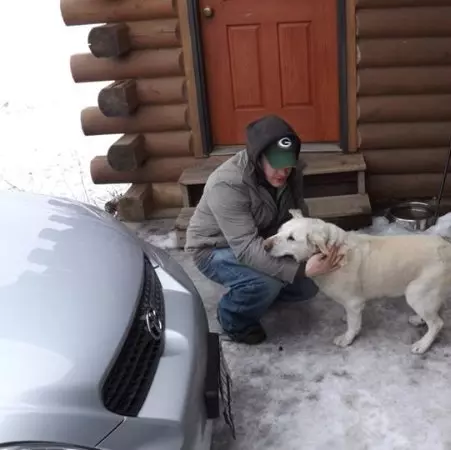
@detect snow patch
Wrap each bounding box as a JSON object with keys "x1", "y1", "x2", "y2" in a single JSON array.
[
  {"x1": 359, "y1": 213, "x2": 451, "y2": 238},
  {"x1": 145, "y1": 230, "x2": 179, "y2": 250}
]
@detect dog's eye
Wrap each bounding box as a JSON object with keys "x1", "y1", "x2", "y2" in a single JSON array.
[{"x1": 288, "y1": 235, "x2": 294, "y2": 241}]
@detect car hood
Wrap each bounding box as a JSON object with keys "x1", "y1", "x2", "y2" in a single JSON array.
[{"x1": 0, "y1": 191, "x2": 144, "y2": 417}]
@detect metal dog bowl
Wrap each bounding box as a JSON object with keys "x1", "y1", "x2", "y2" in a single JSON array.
[{"x1": 386, "y1": 201, "x2": 437, "y2": 232}]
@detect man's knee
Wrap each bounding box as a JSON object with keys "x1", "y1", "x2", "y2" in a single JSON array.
[{"x1": 231, "y1": 273, "x2": 283, "y2": 309}]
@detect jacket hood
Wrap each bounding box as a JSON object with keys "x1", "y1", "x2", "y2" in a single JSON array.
[{"x1": 245, "y1": 115, "x2": 302, "y2": 165}]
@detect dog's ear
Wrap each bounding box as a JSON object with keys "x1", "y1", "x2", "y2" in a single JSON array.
[
  {"x1": 307, "y1": 231, "x2": 329, "y2": 254},
  {"x1": 289, "y1": 208, "x2": 304, "y2": 219}
]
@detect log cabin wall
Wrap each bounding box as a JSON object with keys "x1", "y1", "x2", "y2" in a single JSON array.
[
  {"x1": 355, "y1": 0, "x2": 451, "y2": 206},
  {"x1": 60, "y1": 0, "x2": 216, "y2": 218}
]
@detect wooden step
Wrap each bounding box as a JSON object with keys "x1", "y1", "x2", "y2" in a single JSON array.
[
  {"x1": 307, "y1": 194, "x2": 371, "y2": 219},
  {"x1": 302, "y1": 153, "x2": 366, "y2": 176},
  {"x1": 178, "y1": 153, "x2": 366, "y2": 187},
  {"x1": 174, "y1": 193, "x2": 372, "y2": 248},
  {"x1": 178, "y1": 152, "x2": 367, "y2": 208}
]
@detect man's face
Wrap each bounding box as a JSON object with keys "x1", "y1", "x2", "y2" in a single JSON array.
[{"x1": 261, "y1": 155, "x2": 292, "y2": 188}]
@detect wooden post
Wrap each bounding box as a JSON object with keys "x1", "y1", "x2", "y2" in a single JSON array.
[
  {"x1": 176, "y1": 0, "x2": 203, "y2": 157},
  {"x1": 116, "y1": 183, "x2": 154, "y2": 222},
  {"x1": 98, "y1": 80, "x2": 139, "y2": 117},
  {"x1": 346, "y1": 0, "x2": 358, "y2": 151},
  {"x1": 88, "y1": 23, "x2": 131, "y2": 58}
]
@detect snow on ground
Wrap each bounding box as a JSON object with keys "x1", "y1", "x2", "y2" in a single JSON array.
[
  {"x1": 0, "y1": 1, "x2": 130, "y2": 208},
  {"x1": 168, "y1": 215, "x2": 451, "y2": 450}
]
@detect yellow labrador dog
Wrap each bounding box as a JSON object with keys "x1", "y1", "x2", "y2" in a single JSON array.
[{"x1": 264, "y1": 209, "x2": 451, "y2": 354}]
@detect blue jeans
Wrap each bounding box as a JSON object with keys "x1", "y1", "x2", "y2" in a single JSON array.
[{"x1": 194, "y1": 248, "x2": 319, "y2": 333}]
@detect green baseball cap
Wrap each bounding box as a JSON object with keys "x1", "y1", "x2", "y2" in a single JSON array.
[{"x1": 264, "y1": 137, "x2": 297, "y2": 169}]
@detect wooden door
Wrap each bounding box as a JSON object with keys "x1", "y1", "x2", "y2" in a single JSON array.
[{"x1": 198, "y1": 0, "x2": 340, "y2": 146}]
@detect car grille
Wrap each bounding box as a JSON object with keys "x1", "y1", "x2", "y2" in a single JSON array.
[{"x1": 102, "y1": 254, "x2": 165, "y2": 416}]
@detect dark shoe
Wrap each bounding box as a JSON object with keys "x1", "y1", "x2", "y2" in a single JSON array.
[
  {"x1": 227, "y1": 324, "x2": 267, "y2": 345},
  {"x1": 216, "y1": 309, "x2": 267, "y2": 344}
]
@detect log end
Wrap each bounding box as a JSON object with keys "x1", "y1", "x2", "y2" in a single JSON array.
[
  {"x1": 98, "y1": 79, "x2": 139, "y2": 117},
  {"x1": 107, "y1": 134, "x2": 148, "y2": 171},
  {"x1": 88, "y1": 23, "x2": 131, "y2": 58}
]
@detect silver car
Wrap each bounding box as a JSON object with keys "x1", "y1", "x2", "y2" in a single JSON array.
[{"x1": 0, "y1": 190, "x2": 232, "y2": 450}]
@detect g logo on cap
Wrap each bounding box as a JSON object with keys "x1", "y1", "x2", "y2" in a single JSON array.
[{"x1": 278, "y1": 137, "x2": 292, "y2": 149}]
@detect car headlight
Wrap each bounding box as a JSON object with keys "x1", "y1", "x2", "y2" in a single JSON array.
[{"x1": 0, "y1": 444, "x2": 95, "y2": 450}]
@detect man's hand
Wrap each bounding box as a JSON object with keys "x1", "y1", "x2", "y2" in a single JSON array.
[{"x1": 305, "y1": 245, "x2": 344, "y2": 278}]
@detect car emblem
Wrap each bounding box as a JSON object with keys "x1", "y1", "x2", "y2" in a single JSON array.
[{"x1": 144, "y1": 307, "x2": 163, "y2": 341}]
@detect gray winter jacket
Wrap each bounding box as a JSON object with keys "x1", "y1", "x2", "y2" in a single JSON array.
[{"x1": 185, "y1": 115, "x2": 310, "y2": 283}]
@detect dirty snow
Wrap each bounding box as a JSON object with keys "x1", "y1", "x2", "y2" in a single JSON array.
[{"x1": 170, "y1": 214, "x2": 451, "y2": 450}]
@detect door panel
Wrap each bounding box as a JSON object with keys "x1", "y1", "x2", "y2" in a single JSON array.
[{"x1": 198, "y1": 0, "x2": 340, "y2": 146}]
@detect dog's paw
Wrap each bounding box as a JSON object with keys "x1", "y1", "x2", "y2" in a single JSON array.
[
  {"x1": 411, "y1": 339, "x2": 429, "y2": 354},
  {"x1": 334, "y1": 334, "x2": 353, "y2": 348},
  {"x1": 408, "y1": 315, "x2": 426, "y2": 327}
]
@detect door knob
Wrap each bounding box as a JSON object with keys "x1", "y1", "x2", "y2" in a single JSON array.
[{"x1": 203, "y1": 6, "x2": 214, "y2": 18}]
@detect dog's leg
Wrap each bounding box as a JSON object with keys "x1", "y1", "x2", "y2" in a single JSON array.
[
  {"x1": 333, "y1": 299, "x2": 364, "y2": 348},
  {"x1": 408, "y1": 315, "x2": 426, "y2": 327},
  {"x1": 406, "y1": 279, "x2": 445, "y2": 354},
  {"x1": 409, "y1": 302, "x2": 446, "y2": 327}
]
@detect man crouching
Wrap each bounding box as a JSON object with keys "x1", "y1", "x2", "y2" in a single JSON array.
[{"x1": 185, "y1": 115, "x2": 342, "y2": 344}]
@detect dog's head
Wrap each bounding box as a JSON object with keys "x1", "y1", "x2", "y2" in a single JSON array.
[{"x1": 263, "y1": 209, "x2": 347, "y2": 262}]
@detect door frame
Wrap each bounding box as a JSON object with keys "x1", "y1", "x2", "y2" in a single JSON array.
[{"x1": 184, "y1": 0, "x2": 356, "y2": 156}]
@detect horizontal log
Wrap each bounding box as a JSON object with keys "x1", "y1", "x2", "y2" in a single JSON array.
[
  {"x1": 81, "y1": 104, "x2": 189, "y2": 135},
  {"x1": 98, "y1": 80, "x2": 139, "y2": 117},
  {"x1": 364, "y1": 148, "x2": 451, "y2": 174},
  {"x1": 127, "y1": 19, "x2": 180, "y2": 49},
  {"x1": 61, "y1": 0, "x2": 177, "y2": 26},
  {"x1": 107, "y1": 134, "x2": 148, "y2": 171},
  {"x1": 90, "y1": 155, "x2": 229, "y2": 184},
  {"x1": 136, "y1": 77, "x2": 186, "y2": 104},
  {"x1": 152, "y1": 182, "x2": 183, "y2": 208},
  {"x1": 88, "y1": 23, "x2": 131, "y2": 58},
  {"x1": 357, "y1": 0, "x2": 451, "y2": 8},
  {"x1": 368, "y1": 174, "x2": 451, "y2": 201},
  {"x1": 358, "y1": 94, "x2": 451, "y2": 123},
  {"x1": 357, "y1": 7, "x2": 451, "y2": 38},
  {"x1": 70, "y1": 49, "x2": 184, "y2": 83},
  {"x1": 358, "y1": 66, "x2": 451, "y2": 95},
  {"x1": 142, "y1": 131, "x2": 192, "y2": 157},
  {"x1": 358, "y1": 122, "x2": 451, "y2": 149},
  {"x1": 358, "y1": 38, "x2": 451, "y2": 67},
  {"x1": 116, "y1": 183, "x2": 154, "y2": 222}
]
